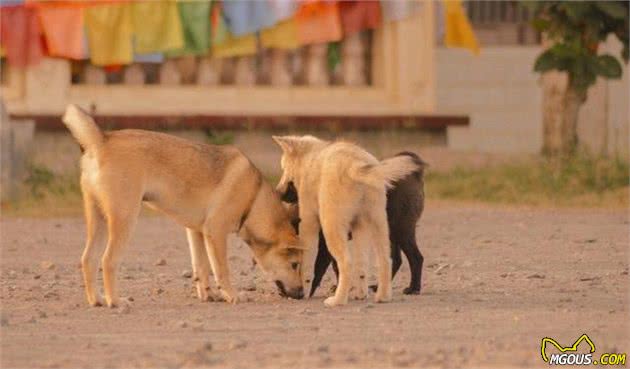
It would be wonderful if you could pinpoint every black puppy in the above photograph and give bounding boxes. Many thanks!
[282,151,426,297]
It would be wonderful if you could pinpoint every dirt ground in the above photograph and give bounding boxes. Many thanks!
[1,203,628,368]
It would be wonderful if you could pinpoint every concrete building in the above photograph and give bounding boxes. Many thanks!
[439,1,628,157]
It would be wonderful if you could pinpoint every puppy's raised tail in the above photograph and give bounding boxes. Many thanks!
[351,153,425,190]
[61,104,103,151]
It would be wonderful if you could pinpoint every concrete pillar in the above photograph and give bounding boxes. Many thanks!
[175,56,198,84]
[1,100,35,202]
[304,43,329,86]
[159,59,182,85]
[234,56,257,86]
[84,65,106,85]
[197,57,222,85]
[123,64,146,85]
[269,49,293,86]
[341,33,367,86]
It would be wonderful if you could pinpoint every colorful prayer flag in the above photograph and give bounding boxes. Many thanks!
[131,0,184,54]
[84,3,134,65]
[167,1,211,56]
[295,1,343,45]
[36,2,87,60]
[443,0,480,55]
[0,5,44,67]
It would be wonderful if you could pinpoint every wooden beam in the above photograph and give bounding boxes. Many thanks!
[12,114,469,131]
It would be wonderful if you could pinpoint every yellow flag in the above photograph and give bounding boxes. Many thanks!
[260,19,299,50]
[212,33,257,58]
[132,1,184,54]
[443,0,480,55]
[84,3,134,65]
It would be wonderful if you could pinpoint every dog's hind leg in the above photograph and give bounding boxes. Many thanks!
[400,236,423,295]
[101,200,141,308]
[369,206,392,303]
[186,228,212,301]
[81,192,106,307]
[348,225,369,300]
[320,226,351,307]
[391,242,403,279]
[371,241,402,292]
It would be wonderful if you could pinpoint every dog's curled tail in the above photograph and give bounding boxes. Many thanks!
[352,154,424,190]
[61,104,103,151]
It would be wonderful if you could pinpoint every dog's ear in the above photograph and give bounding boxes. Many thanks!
[284,241,309,251]
[278,226,309,250]
[274,135,324,156]
[272,135,297,155]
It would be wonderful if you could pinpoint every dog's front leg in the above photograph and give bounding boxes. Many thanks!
[203,233,238,304]
[101,205,140,308]
[298,214,321,297]
[320,225,351,307]
[186,228,213,301]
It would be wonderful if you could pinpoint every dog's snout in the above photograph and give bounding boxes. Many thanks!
[275,280,304,299]
[291,287,304,300]
[287,287,304,300]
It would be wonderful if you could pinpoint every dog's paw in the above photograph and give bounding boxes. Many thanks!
[348,286,367,300]
[105,299,119,308]
[403,286,421,295]
[221,290,239,304]
[197,286,218,302]
[87,294,104,307]
[324,296,346,307]
[198,293,213,302]
[373,288,392,304]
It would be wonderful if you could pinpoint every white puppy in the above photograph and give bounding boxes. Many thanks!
[273,135,420,306]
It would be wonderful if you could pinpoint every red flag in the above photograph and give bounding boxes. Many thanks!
[0,5,45,67]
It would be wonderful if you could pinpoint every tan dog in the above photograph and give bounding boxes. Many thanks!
[273,135,420,307]
[62,105,304,307]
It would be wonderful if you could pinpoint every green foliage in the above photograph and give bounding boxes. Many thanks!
[327,41,341,72]
[23,164,80,199]
[526,1,628,93]
[426,153,629,206]
[24,164,55,198]
[203,129,235,145]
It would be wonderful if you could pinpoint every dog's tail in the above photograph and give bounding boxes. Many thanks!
[61,104,103,151]
[350,152,426,190]
[394,151,427,179]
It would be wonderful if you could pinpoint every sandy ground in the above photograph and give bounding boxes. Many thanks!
[1,203,628,368]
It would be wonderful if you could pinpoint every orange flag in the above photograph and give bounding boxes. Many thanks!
[36,2,87,60]
[295,1,342,45]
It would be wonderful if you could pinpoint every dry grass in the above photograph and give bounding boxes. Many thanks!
[426,153,629,208]
[2,154,628,218]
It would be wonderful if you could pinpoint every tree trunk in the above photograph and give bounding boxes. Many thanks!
[560,85,583,154]
[541,72,585,156]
